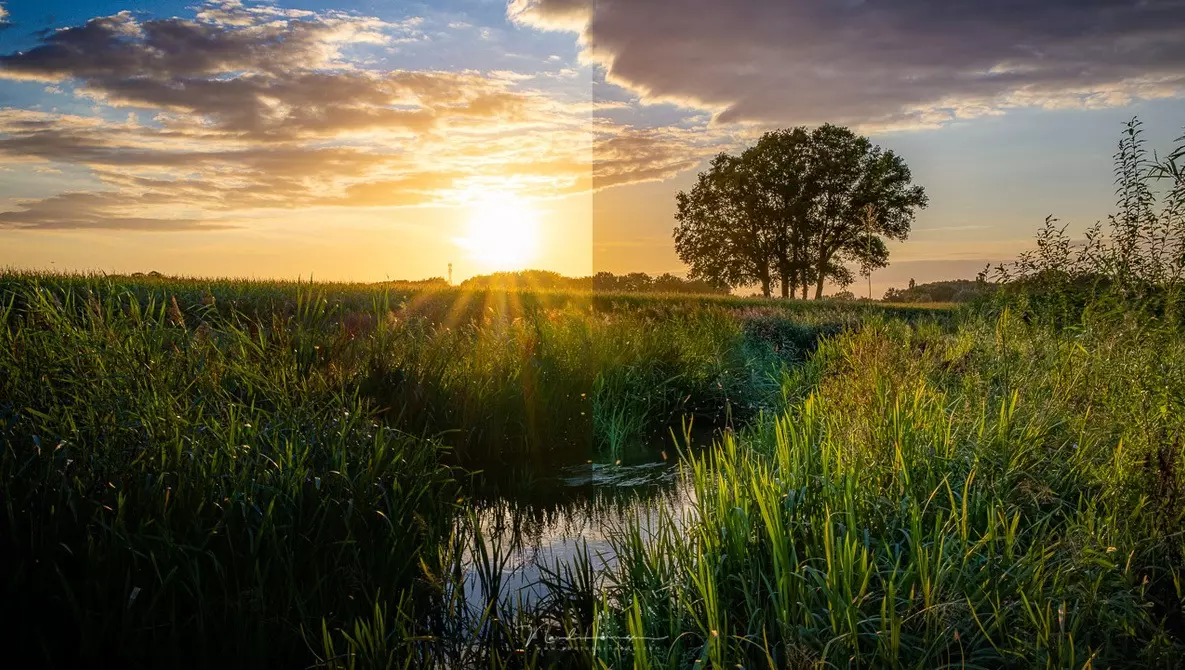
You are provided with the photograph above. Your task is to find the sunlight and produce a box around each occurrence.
[457,194,541,271]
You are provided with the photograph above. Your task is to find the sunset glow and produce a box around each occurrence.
[0,0,1182,292]
[459,195,542,270]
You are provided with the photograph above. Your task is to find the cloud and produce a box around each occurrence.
[0,192,220,231]
[0,7,529,141]
[0,2,718,230]
[0,3,8,25]
[510,0,1185,130]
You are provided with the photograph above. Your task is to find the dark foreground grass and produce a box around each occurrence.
[5,272,1180,667]
[0,272,870,666]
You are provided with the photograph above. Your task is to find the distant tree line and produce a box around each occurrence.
[674,124,928,299]
[882,279,994,303]
[382,277,450,289]
[455,270,730,295]
[590,271,729,294]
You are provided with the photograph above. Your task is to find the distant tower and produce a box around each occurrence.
[448,262,453,286]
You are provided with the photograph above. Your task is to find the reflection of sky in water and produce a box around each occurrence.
[459,460,698,607]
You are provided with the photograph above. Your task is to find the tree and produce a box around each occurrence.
[801,124,928,299]
[653,272,686,292]
[592,271,619,291]
[620,272,654,292]
[740,128,818,298]
[674,125,926,299]
[674,153,781,296]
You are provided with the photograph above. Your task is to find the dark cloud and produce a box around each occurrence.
[0,8,537,140]
[511,0,1185,128]
[0,8,381,81]
[0,192,220,231]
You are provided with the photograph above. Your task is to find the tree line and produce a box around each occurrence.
[453,270,730,294]
[882,279,994,304]
[674,124,928,298]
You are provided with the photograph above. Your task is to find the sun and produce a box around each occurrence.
[459,195,541,270]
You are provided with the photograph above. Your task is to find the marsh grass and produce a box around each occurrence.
[0,272,877,665]
[580,306,1185,668]
[10,271,1176,667]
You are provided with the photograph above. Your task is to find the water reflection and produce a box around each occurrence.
[459,458,697,607]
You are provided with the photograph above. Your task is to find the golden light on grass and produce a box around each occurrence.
[457,193,541,271]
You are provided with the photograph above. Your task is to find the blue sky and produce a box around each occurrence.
[1,0,1183,294]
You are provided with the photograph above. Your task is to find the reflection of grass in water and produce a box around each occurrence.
[464,462,693,562]
[0,271,954,666]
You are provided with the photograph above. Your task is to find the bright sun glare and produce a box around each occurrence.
[459,195,541,270]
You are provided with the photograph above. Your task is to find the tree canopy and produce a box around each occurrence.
[674,125,928,298]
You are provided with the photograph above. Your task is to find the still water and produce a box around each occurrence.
[459,455,699,607]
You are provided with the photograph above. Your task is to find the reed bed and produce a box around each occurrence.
[7,272,1176,667]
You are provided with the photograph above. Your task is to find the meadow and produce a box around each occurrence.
[1,271,1182,668]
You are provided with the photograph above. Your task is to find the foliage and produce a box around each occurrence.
[456,270,730,295]
[884,278,995,303]
[590,309,1185,667]
[802,125,927,298]
[15,270,1180,668]
[0,272,952,666]
[992,118,1185,319]
[673,125,927,298]
[592,271,730,295]
[674,152,782,295]
[0,283,455,667]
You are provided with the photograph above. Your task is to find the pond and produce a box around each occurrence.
[457,441,704,609]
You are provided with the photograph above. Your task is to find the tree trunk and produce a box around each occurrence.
[814,254,827,299]
[780,275,790,298]
[761,275,772,298]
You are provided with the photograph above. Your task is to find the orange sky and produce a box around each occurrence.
[2,0,1184,297]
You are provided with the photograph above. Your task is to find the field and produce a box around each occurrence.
[2,272,1183,668]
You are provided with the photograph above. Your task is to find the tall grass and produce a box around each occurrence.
[586,307,1185,667]
[0,282,455,666]
[1,272,890,665]
[10,271,1176,667]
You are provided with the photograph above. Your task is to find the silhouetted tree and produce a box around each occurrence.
[674,153,780,296]
[592,271,619,291]
[620,272,654,293]
[801,124,928,298]
[740,128,818,298]
[674,125,926,299]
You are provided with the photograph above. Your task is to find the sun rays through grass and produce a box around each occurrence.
[4,271,1179,667]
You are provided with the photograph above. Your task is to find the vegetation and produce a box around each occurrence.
[674,124,928,298]
[3,119,1185,668]
[457,269,729,295]
[992,118,1185,301]
[883,278,995,303]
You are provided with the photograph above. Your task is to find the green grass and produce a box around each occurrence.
[587,308,1185,667]
[5,271,1180,667]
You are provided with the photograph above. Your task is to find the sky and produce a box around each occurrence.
[1,0,1184,296]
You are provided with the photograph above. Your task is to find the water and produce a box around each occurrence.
[459,456,698,608]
